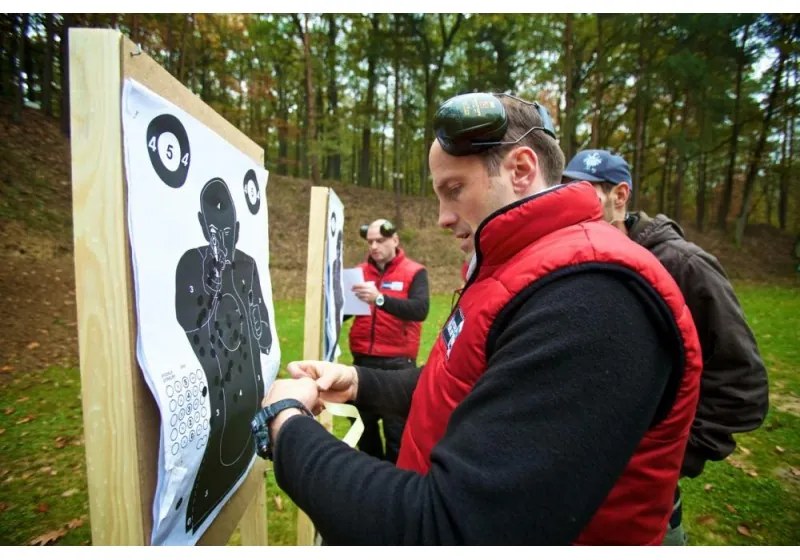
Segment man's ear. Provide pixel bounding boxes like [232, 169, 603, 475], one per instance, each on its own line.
[613, 182, 631, 210]
[198, 212, 210, 242]
[507, 146, 538, 195]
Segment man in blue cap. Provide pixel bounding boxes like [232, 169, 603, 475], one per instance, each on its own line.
[563, 149, 769, 545]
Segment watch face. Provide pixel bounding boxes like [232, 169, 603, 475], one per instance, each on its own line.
[250, 409, 272, 459]
[376, 294, 384, 307]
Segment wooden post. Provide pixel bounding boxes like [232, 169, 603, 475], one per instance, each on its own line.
[70, 28, 268, 545]
[296, 186, 334, 545]
[71, 27, 150, 547]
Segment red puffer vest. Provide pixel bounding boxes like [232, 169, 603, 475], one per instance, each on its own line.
[397, 182, 702, 545]
[349, 248, 425, 360]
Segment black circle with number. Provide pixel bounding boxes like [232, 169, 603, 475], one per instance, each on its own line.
[243, 169, 260, 214]
[146, 114, 190, 188]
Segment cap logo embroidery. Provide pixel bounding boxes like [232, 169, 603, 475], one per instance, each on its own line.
[583, 152, 602, 172]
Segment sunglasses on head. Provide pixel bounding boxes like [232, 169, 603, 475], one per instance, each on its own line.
[433, 92, 557, 157]
[359, 220, 396, 240]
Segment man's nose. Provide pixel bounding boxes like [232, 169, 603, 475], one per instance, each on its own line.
[438, 204, 456, 229]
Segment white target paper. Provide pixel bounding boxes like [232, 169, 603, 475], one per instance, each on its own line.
[122, 79, 280, 545]
[322, 190, 344, 362]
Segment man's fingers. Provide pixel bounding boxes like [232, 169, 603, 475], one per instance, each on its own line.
[316, 376, 333, 392]
[287, 361, 319, 380]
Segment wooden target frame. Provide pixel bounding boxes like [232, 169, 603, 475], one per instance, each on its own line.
[70, 28, 267, 545]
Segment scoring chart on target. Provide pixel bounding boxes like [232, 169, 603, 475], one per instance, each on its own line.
[162, 365, 211, 457]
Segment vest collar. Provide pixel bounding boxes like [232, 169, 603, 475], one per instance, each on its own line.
[475, 182, 603, 269]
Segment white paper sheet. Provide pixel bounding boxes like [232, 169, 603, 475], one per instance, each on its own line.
[342, 268, 370, 315]
[122, 79, 280, 545]
[322, 191, 345, 362]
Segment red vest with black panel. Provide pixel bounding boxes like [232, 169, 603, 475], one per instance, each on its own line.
[349, 248, 425, 361]
[396, 182, 702, 545]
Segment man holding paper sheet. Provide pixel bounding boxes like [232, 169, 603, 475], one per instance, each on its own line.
[254, 92, 701, 544]
[347, 218, 429, 463]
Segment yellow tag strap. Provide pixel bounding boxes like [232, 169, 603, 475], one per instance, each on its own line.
[321, 401, 364, 448]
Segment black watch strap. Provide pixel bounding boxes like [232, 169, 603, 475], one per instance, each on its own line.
[251, 398, 314, 460]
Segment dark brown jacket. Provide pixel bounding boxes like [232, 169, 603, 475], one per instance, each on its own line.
[628, 211, 769, 477]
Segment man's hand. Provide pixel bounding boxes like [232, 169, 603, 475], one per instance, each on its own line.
[287, 360, 359, 404]
[260, 377, 320, 442]
[202, 250, 224, 293]
[262, 377, 320, 412]
[352, 281, 379, 304]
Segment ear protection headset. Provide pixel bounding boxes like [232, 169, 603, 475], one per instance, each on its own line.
[433, 92, 557, 157]
[359, 220, 397, 240]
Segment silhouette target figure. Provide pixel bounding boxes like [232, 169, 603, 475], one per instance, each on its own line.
[175, 177, 272, 534]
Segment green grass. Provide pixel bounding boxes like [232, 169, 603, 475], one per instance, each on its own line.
[0, 366, 91, 545]
[1, 284, 798, 545]
[679, 283, 800, 545]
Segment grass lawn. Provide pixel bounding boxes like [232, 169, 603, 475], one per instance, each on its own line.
[1, 283, 798, 545]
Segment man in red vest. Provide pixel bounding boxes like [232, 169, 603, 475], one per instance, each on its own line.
[253, 93, 702, 544]
[348, 219, 429, 463]
[563, 149, 769, 545]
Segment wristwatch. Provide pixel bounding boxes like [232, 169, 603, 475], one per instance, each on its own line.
[250, 398, 314, 460]
[375, 293, 385, 308]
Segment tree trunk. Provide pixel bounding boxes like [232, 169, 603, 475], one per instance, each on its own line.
[13, 14, 27, 123]
[199, 34, 209, 102]
[177, 14, 192, 83]
[3, 15, 16, 101]
[631, 16, 647, 209]
[0, 15, 11, 98]
[590, 14, 604, 148]
[778, 60, 796, 230]
[325, 14, 341, 180]
[763, 175, 773, 226]
[734, 24, 789, 247]
[130, 14, 140, 44]
[671, 154, 686, 224]
[562, 13, 577, 159]
[275, 64, 289, 176]
[164, 15, 175, 75]
[297, 101, 307, 178]
[392, 16, 403, 229]
[59, 14, 73, 136]
[42, 13, 55, 116]
[671, 94, 691, 222]
[296, 103, 305, 177]
[717, 23, 749, 231]
[23, 13, 35, 104]
[696, 152, 707, 231]
[350, 128, 358, 185]
[294, 14, 320, 184]
[417, 14, 463, 190]
[359, 15, 381, 187]
[659, 97, 677, 214]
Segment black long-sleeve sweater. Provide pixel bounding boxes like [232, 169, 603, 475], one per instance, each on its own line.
[376, 268, 430, 322]
[274, 271, 676, 544]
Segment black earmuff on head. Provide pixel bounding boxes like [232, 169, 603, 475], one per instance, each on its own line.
[434, 92, 557, 157]
[361, 221, 396, 239]
[380, 221, 396, 237]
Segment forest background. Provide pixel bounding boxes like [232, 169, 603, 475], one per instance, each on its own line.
[2, 13, 800, 242]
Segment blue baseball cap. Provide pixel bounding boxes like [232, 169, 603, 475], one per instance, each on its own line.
[562, 150, 633, 190]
